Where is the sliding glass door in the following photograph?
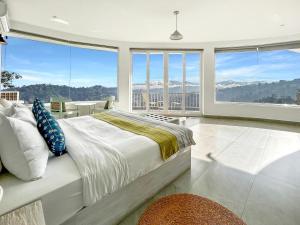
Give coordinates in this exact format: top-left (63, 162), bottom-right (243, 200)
top-left (186, 53), bottom-right (201, 111)
top-left (132, 50), bottom-right (201, 114)
top-left (132, 53), bottom-right (147, 110)
top-left (168, 53), bottom-right (184, 111)
top-left (149, 53), bottom-right (164, 110)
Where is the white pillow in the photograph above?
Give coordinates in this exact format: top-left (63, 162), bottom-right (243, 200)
top-left (0, 98), bottom-right (13, 108)
top-left (0, 113), bottom-right (49, 181)
top-left (11, 104), bottom-right (37, 126)
top-left (0, 103), bottom-right (15, 116)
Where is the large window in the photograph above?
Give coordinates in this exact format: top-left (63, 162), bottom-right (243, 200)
top-left (132, 53), bottom-right (147, 110)
top-left (215, 44), bottom-right (300, 105)
top-left (132, 50), bottom-right (201, 113)
top-left (1, 36), bottom-right (118, 103)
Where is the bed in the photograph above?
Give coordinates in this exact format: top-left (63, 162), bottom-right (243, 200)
top-left (0, 112), bottom-right (193, 225)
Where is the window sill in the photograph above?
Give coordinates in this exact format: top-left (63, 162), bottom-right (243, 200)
top-left (214, 101), bottom-right (300, 109)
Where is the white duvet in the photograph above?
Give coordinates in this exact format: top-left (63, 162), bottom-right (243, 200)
top-left (59, 116), bottom-right (167, 206)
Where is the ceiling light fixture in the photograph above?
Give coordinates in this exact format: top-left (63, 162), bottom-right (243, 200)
top-left (51, 16), bottom-right (69, 25)
top-left (170, 11), bottom-right (183, 40)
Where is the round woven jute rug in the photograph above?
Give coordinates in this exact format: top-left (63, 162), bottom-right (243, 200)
top-left (138, 193), bottom-right (246, 225)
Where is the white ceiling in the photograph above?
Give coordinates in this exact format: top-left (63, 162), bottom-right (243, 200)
top-left (5, 0), bottom-right (300, 43)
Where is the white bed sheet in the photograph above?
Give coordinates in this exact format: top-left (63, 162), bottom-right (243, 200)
top-left (60, 116), bottom-right (167, 184)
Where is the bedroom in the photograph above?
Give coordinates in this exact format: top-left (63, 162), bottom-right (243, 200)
top-left (0, 0), bottom-right (300, 225)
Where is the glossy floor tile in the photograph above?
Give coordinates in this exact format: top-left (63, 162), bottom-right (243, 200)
top-left (242, 175), bottom-right (300, 225)
top-left (188, 162), bottom-right (255, 216)
top-left (118, 118), bottom-right (300, 225)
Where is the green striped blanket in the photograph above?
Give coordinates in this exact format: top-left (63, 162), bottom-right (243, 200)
top-left (93, 111), bottom-right (195, 160)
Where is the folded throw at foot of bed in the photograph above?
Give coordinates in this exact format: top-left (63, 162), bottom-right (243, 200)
top-left (93, 111), bottom-right (195, 160)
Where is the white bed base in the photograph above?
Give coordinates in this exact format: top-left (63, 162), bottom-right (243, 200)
top-left (62, 147), bottom-right (191, 225)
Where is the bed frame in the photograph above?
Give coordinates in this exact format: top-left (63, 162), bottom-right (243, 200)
top-left (62, 147), bottom-right (191, 225)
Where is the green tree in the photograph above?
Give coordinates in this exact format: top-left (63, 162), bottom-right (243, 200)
top-left (1, 70), bottom-right (22, 88)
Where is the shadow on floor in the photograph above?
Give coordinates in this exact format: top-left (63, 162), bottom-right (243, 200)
top-left (119, 150), bottom-right (300, 225)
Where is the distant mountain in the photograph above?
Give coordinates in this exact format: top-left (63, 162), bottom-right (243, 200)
top-left (133, 78), bottom-right (300, 104)
top-left (133, 80), bottom-right (199, 91)
top-left (216, 80), bottom-right (267, 89)
top-left (6, 78), bottom-right (300, 105)
top-left (6, 84), bottom-right (117, 103)
top-left (134, 80), bottom-right (265, 90)
top-left (217, 78), bottom-right (300, 103)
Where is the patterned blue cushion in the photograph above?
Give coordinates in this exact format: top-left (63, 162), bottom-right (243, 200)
top-left (32, 98), bottom-right (66, 156)
top-left (32, 98), bottom-right (44, 118)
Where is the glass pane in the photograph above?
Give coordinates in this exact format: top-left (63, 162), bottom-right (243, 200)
top-left (1, 36), bottom-right (119, 105)
top-left (149, 53), bottom-right (164, 110)
top-left (132, 53), bottom-right (147, 110)
top-left (70, 47), bottom-right (118, 101)
top-left (186, 53), bottom-right (201, 111)
top-left (1, 36), bottom-right (70, 104)
top-left (168, 53), bottom-right (183, 111)
top-left (216, 49), bottom-right (300, 105)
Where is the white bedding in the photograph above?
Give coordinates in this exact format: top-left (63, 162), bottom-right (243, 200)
top-left (0, 115), bottom-right (188, 225)
top-left (59, 116), bottom-right (169, 206)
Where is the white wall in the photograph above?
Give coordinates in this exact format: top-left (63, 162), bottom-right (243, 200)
top-left (7, 22), bottom-right (300, 122)
top-left (118, 46), bottom-right (131, 111)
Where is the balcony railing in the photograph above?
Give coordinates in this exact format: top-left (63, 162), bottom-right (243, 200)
top-left (132, 92), bottom-right (200, 111)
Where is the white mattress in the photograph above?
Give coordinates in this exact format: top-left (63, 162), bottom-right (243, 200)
top-left (0, 154), bottom-right (83, 225)
top-left (0, 116), bottom-right (186, 225)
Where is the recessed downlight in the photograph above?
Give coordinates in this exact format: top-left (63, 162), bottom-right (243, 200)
top-left (51, 16), bottom-right (69, 25)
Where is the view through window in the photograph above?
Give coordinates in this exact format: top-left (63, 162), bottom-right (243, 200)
top-left (0, 36), bottom-right (118, 104)
top-left (215, 44), bottom-right (300, 105)
top-left (132, 51), bottom-right (201, 112)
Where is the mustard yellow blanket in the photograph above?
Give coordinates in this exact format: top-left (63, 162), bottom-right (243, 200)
top-left (93, 112), bottom-right (179, 160)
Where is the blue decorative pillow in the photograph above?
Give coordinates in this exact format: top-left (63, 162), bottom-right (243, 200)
top-left (32, 98), bottom-right (46, 123)
top-left (32, 98), bottom-right (66, 156)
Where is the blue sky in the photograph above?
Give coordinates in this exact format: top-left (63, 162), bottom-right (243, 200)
top-left (132, 52), bottom-right (201, 84)
top-left (3, 36), bottom-right (300, 88)
top-left (132, 49), bottom-right (300, 85)
top-left (216, 49), bottom-right (300, 82)
top-left (3, 36), bottom-right (118, 88)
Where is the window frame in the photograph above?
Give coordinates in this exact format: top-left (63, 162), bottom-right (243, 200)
top-left (0, 32), bottom-right (120, 102)
top-left (130, 49), bottom-right (203, 114)
top-left (214, 42), bottom-right (300, 107)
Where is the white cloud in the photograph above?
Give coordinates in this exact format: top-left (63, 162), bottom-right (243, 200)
top-left (215, 55), bottom-right (235, 65)
top-left (11, 68), bottom-right (116, 88)
top-left (11, 68), bottom-right (70, 86)
top-left (217, 65), bottom-right (259, 80)
top-left (8, 54), bottom-right (31, 65)
top-left (288, 49), bottom-right (300, 54)
top-left (217, 61), bottom-right (297, 82)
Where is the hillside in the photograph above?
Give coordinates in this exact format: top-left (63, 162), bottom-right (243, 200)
top-left (5, 78), bottom-right (300, 105)
top-left (216, 80), bottom-right (266, 89)
top-left (6, 84), bottom-right (117, 103)
top-left (216, 78), bottom-right (300, 103)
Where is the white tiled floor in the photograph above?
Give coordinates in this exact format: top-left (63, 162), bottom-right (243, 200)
top-left (119, 118), bottom-right (300, 225)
